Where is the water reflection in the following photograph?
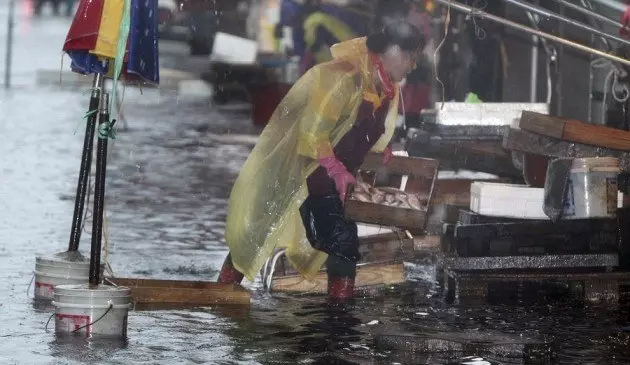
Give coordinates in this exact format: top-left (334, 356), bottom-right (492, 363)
top-left (48, 336), bottom-right (128, 364)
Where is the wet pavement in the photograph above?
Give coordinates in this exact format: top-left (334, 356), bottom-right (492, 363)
top-left (3, 1), bottom-right (630, 364)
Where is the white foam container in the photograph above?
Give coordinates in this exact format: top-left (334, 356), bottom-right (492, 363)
top-left (210, 32), bottom-right (258, 65)
top-left (470, 182), bottom-right (547, 219)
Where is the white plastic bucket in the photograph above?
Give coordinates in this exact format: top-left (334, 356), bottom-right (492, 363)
top-left (210, 32), bottom-right (258, 65)
top-left (52, 284), bottom-right (132, 338)
top-left (34, 256), bottom-right (90, 300)
top-left (563, 157), bottom-right (620, 219)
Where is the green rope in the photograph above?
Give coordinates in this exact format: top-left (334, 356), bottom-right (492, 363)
top-left (98, 119), bottom-right (117, 140)
top-left (74, 109), bottom-right (98, 134)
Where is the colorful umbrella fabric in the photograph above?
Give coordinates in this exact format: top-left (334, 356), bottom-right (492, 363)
top-left (63, 0), bottom-right (159, 85)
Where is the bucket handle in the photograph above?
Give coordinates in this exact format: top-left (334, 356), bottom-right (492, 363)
top-left (27, 273), bottom-right (34, 299)
top-left (51, 301), bottom-right (132, 310)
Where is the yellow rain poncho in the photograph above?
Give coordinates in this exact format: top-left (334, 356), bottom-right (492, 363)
top-left (225, 37), bottom-right (400, 281)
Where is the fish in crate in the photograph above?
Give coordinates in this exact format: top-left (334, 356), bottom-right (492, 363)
top-left (344, 154), bottom-right (439, 231)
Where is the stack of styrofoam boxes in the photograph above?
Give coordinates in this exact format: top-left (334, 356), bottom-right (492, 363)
top-left (470, 182), bottom-right (547, 219)
top-left (436, 102), bottom-right (549, 126)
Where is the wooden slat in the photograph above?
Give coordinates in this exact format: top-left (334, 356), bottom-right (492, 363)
top-left (502, 128), bottom-right (630, 171)
top-left (360, 152), bottom-right (439, 179)
top-left (105, 278), bottom-right (251, 307)
top-left (345, 199), bottom-right (427, 230)
top-left (272, 263), bottom-right (405, 294)
top-left (519, 111), bottom-right (565, 139)
top-left (520, 111), bottom-right (630, 151)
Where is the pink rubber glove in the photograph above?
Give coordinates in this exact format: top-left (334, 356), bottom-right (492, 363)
top-left (319, 156), bottom-right (356, 203)
top-left (382, 146), bottom-right (393, 165)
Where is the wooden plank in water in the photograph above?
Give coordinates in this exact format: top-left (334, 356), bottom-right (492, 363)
top-left (105, 277), bottom-right (251, 307)
top-left (271, 263), bottom-right (405, 294)
top-left (520, 111), bottom-right (630, 151)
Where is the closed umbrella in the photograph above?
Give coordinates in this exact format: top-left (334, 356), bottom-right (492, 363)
top-left (62, 0), bottom-right (160, 286)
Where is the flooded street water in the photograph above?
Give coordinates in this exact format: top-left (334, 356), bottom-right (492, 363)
top-left (3, 1), bottom-right (630, 364)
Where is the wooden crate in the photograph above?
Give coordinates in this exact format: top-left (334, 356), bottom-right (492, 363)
top-left (443, 269), bottom-right (630, 307)
top-left (104, 277), bottom-right (251, 309)
top-left (344, 153), bottom-right (439, 231)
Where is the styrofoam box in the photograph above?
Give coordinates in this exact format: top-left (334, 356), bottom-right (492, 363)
top-left (470, 182), bottom-right (548, 219)
top-left (210, 32), bottom-right (258, 65)
top-left (436, 102), bottom-right (549, 126)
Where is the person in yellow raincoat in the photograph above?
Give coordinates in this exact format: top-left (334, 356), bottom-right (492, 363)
top-left (218, 21), bottom-right (425, 301)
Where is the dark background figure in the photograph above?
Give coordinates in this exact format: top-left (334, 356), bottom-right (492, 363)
top-left (276, 0), bottom-right (373, 74)
top-left (34, 0), bottom-right (75, 17)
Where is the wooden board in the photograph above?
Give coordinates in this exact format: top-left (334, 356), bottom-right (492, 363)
top-left (520, 111), bottom-right (630, 151)
top-left (502, 127), bottom-right (630, 171)
top-left (271, 263), bottom-right (405, 294)
top-left (360, 152), bottom-right (439, 179)
top-left (104, 277), bottom-right (251, 307)
top-left (345, 198), bottom-right (428, 231)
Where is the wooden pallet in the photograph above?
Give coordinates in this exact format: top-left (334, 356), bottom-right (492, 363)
top-left (271, 232), bottom-right (413, 277)
top-left (271, 262), bottom-right (405, 295)
top-left (440, 208), bottom-right (619, 257)
top-left (442, 269), bottom-right (630, 307)
top-left (266, 230), bottom-right (445, 296)
top-left (104, 277), bottom-right (251, 309)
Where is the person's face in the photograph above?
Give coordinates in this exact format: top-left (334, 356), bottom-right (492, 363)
top-left (380, 45), bottom-right (421, 82)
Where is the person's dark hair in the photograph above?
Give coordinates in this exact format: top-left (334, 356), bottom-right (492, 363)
top-left (366, 21), bottom-right (424, 54)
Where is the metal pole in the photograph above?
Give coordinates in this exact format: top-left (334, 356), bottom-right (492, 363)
top-left (552, 0), bottom-right (622, 29)
top-left (5, 0), bottom-right (15, 89)
top-left (530, 35), bottom-right (538, 102)
top-left (587, 0), bottom-right (626, 12)
top-left (433, 0), bottom-right (630, 67)
top-left (89, 91), bottom-right (110, 286)
top-left (68, 73), bottom-right (103, 252)
top-left (527, 12), bottom-right (539, 102)
top-left (502, 0), bottom-right (630, 47)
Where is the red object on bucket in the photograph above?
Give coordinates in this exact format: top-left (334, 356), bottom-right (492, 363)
top-left (250, 83), bottom-right (292, 127)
